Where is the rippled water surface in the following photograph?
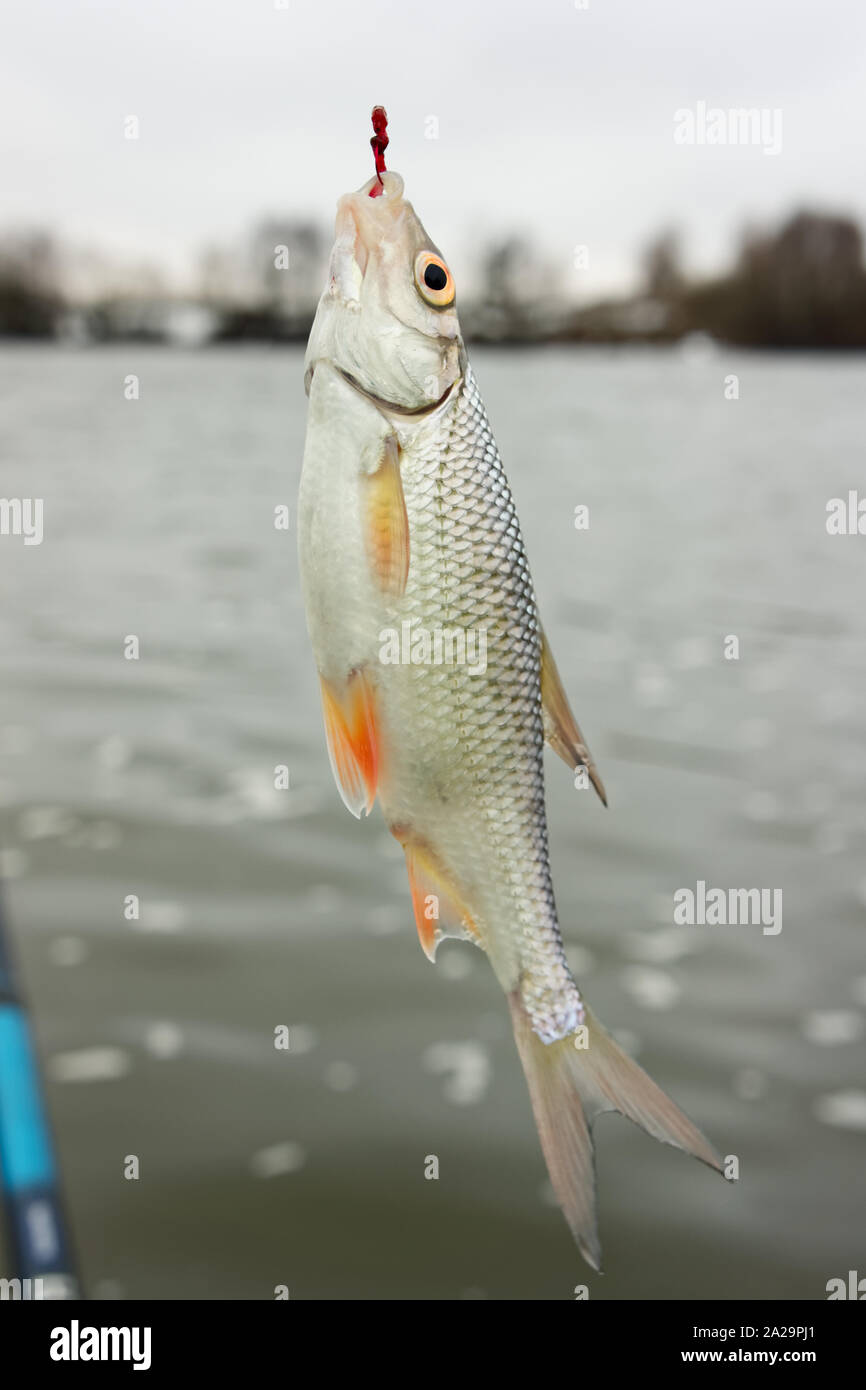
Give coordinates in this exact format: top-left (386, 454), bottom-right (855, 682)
top-left (1, 343), bottom-right (865, 1299)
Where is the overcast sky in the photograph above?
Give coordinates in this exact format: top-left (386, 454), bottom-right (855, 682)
top-left (3, 0), bottom-right (865, 296)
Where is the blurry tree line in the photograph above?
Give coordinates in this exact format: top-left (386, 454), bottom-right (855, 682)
top-left (2, 209), bottom-right (866, 348)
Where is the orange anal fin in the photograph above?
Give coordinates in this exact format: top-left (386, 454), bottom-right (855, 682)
top-left (319, 669), bottom-right (380, 818)
top-left (362, 435), bottom-right (409, 597)
top-left (394, 833), bottom-right (481, 962)
top-left (540, 628), bottom-right (607, 806)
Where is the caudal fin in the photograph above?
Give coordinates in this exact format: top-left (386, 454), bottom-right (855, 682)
top-left (508, 994), bottom-right (722, 1269)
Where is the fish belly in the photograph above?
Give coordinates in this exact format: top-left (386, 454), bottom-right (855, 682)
top-left (297, 362), bottom-right (394, 681)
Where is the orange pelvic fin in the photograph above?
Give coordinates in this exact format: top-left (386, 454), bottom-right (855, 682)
top-left (540, 628), bottom-right (607, 807)
top-left (362, 434), bottom-right (410, 597)
top-left (319, 668), bottom-right (380, 818)
top-left (394, 832), bottom-right (481, 962)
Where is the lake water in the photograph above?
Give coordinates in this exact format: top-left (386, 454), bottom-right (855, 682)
top-left (1, 343), bottom-right (865, 1300)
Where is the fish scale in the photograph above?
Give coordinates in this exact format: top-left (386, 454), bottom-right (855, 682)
top-left (379, 365), bottom-right (585, 1044)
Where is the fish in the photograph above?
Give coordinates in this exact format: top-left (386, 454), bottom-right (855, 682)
top-left (297, 132), bottom-right (722, 1268)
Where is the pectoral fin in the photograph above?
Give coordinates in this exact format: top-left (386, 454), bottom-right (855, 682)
top-left (540, 629), bottom-right (607, 806)
top-left (362, 435), bottom-right (409, 597)
top-left (319, 668), bottom-right (380, 818)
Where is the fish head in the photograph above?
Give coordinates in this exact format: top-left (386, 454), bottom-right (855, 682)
top-left (305, 171), bottom-right (464, 411)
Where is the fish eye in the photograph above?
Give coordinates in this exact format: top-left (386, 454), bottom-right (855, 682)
top-left (415, 251), bottom-right (455, 308)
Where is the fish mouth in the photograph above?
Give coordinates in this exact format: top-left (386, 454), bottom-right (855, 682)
top-left (335, 173), bottom-right (406, 281)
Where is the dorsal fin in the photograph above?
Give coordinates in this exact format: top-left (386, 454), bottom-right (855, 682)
top-left (540, 629), bottom-right (607, 806)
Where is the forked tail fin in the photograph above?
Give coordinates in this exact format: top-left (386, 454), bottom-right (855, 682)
top-left (508, 993), bottom-right (722, 1270)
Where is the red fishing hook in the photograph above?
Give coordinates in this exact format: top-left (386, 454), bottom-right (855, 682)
top-left (369, 106), bottom-right (388, 197)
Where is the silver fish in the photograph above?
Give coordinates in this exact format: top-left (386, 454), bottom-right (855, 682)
top-left (297, 163), bottom-right (721, 1267)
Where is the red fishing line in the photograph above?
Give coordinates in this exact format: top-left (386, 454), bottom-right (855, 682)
top-left (369, 106), bottom-right (388, 196)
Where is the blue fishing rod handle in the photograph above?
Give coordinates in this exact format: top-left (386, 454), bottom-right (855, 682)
top-left (0, 1001), bottom-right (79, 1294)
